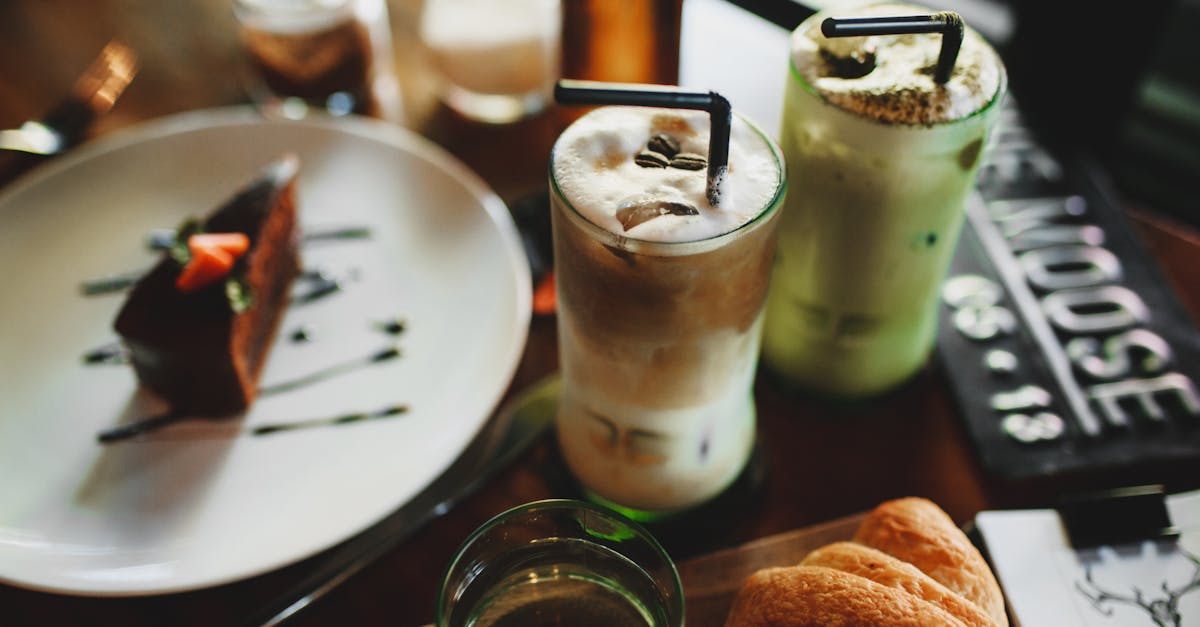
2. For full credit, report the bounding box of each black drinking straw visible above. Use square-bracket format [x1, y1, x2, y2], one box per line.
[821, 12, 964, 84]
[554, 79, 732, 207]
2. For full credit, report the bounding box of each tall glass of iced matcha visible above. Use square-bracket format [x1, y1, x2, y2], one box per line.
[762, 3, 1006, 397]
[550, 85, 785, 520]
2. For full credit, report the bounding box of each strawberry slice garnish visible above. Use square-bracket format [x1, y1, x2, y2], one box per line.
[174, 233, 249, 293]
[188, 232, 250, 257]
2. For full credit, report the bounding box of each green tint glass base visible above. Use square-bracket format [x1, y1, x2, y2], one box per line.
[581, 490, 680, 524]
[543, 383, 769, 555]
[564, 442, 768, 556]
[641, 434, 768, 558]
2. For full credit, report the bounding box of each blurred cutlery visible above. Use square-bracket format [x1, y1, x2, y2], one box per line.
[0, 39, 138, 156]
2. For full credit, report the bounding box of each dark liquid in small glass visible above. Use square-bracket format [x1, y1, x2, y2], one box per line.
[471, 574, 651, 627]
[455, 539, 667, 627]
[241, 16, 375, 115]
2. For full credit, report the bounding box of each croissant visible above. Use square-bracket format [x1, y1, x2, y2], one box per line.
[725, 497, 1007, 627]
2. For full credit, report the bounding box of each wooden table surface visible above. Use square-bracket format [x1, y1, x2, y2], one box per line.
[1, 2, 1198, 626]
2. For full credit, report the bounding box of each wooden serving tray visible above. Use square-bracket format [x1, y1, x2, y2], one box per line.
[678, 514, 865, 627]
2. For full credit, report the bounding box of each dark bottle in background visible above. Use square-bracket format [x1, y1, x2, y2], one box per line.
[561, 0, 684, 86]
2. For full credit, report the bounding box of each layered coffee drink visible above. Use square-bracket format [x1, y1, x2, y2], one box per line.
[762, 3, 1006, 397]
[236, 0, 385, 117]
[550, 106, 785, 516]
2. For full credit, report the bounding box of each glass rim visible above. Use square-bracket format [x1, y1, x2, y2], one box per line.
[233, 0, 357, 22]
[548, 107, 787, 255]
[434, 498, 685, 627]
[786, 16, 1008, 129]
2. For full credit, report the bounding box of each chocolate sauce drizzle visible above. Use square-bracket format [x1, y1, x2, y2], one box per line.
[83, 341, 129, 365]
[374, 317, 406, 336]
[252, 404, 407, 436]
[95, 344, 402, 443]
[96, 403, 408, 443]
[80, 270, 147, 296]
[97, 412, 185, 443]
[87, 221, 409, 445]
[290, 324, 317, 343]
[81, 223, 372, 296]
[258, 345, 399, 396]
[291, 268, 359, 305]
[146, 224, 373, 250]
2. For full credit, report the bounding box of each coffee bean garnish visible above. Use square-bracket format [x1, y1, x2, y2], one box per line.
[634, 150, 669, 168]
[616, 198, 700, 231]
[668, 153, 707, 171]
[634, 133, 706, 172]
[647, 133, 681, 158]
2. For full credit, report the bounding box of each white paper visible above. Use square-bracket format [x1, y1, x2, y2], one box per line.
[976, 490, 1200, 627]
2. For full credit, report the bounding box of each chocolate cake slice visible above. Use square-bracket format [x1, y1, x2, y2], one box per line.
[115, 155, 301, 415]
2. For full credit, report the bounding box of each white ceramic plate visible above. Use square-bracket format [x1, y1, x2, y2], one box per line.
[0, 108, 531, 595]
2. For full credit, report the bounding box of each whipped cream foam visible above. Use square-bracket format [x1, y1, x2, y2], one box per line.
[791, 2, 1003, 125]
[551, 106, 781, 243]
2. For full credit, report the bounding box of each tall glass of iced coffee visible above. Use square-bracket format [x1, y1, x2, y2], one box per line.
[550, 85, 785, 520]
[762, 3, 1006, 397]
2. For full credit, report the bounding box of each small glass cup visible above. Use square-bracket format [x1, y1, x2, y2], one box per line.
[436, 500, 684, 627]
[418, 0, 561, 124]
[233, 0, 398, 120]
